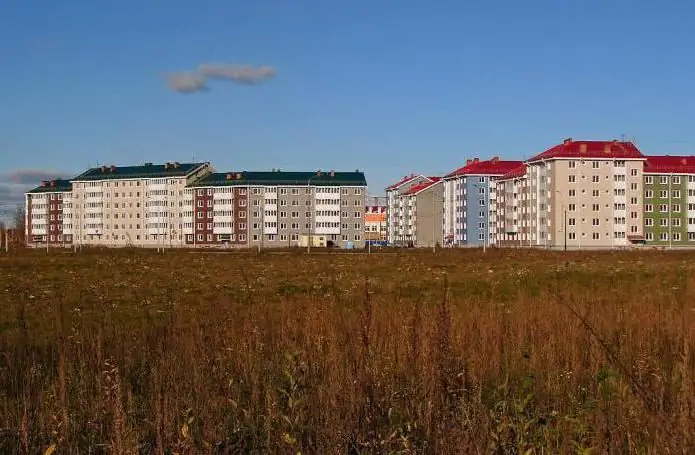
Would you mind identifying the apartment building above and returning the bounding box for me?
[494,164,530,247]
[185,170,368,248]
[25,179,73,246]
[524,139,646,249]
[397,179,443,247]
[65,162,212,248]
[642,156,695,246]
[442,157,522,247]
[386,174,436,245]
[364,196,387,243]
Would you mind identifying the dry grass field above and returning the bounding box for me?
[1,248,694,454]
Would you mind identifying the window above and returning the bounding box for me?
[631,169,638,176]
[673,218,681,227]
[673,190,681,198]
[592,204,599,211]
[569,175,576,183]
[592,176,599,183]
[660,218,668,227]
[568,204,576,211]
[568,232,576,240]
[645,232,653,241]
[660,232,669,241]
[569,189,576,197]
[592,161,599,169]
[673,176,681,184]
[592,189,599,197]
[645,176,653,184]
[645,218,653,226]
[592,218,600,226]
[592,232,600,240]
[569,161,576,168]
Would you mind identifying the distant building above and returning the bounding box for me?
[385,174,438,245]
[25,163,368,249]
[442,157,522,247]
[187,170,367,248]
[364,196,387,243]
[395,178,443,247]
[642,155,695,247]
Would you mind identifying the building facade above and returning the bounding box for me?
[442,158,522,247]
[397,179,443,247]
[385,174,436,245]
[364,196,387,243]
[25,163,368,249]
[642,156,695,246]
[65,162,212,248]
[25,179,73,246]
[524,139,646,249]
[186,170,367,248]
[494,165,530,246]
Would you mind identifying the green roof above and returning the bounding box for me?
[72,162,206,181]
[27,179,73,193]
[188,171,367,188]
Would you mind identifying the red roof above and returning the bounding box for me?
[386,174,428,190]
[401,179,441,196]
[498,164,527,180]
[445,158,523,178]
[644,155,695,174]
[527,139,644,163]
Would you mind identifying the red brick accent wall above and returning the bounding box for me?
[188,188,216,245]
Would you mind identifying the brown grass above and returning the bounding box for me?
[1,248,694,453]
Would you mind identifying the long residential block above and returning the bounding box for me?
[25,162,368,249]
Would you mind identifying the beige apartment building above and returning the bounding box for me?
[396,179,443,247]
[68,162,212,247]
[525,139,646,249]
[386,174,437,245]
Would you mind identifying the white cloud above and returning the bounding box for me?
[164,62,277,93]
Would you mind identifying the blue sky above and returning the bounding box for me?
[2,0,695,222]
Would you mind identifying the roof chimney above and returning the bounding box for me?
[579,143,587,154]
[110,165,116,172]
[164,162,170,169]
[236,172,242,180]
[100,166,106,173]
[41,181,48,187]
[466,159,473,166]
[174,161,180,168]
[681,158,687,165]
[473,158,480,164]
[603,143,611,154]
[330,170,335,177]
[226,173,232,180]
[317,170,322,176]
[563,137,573,145]
[50,180,56,186]
[491,156,499,162]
